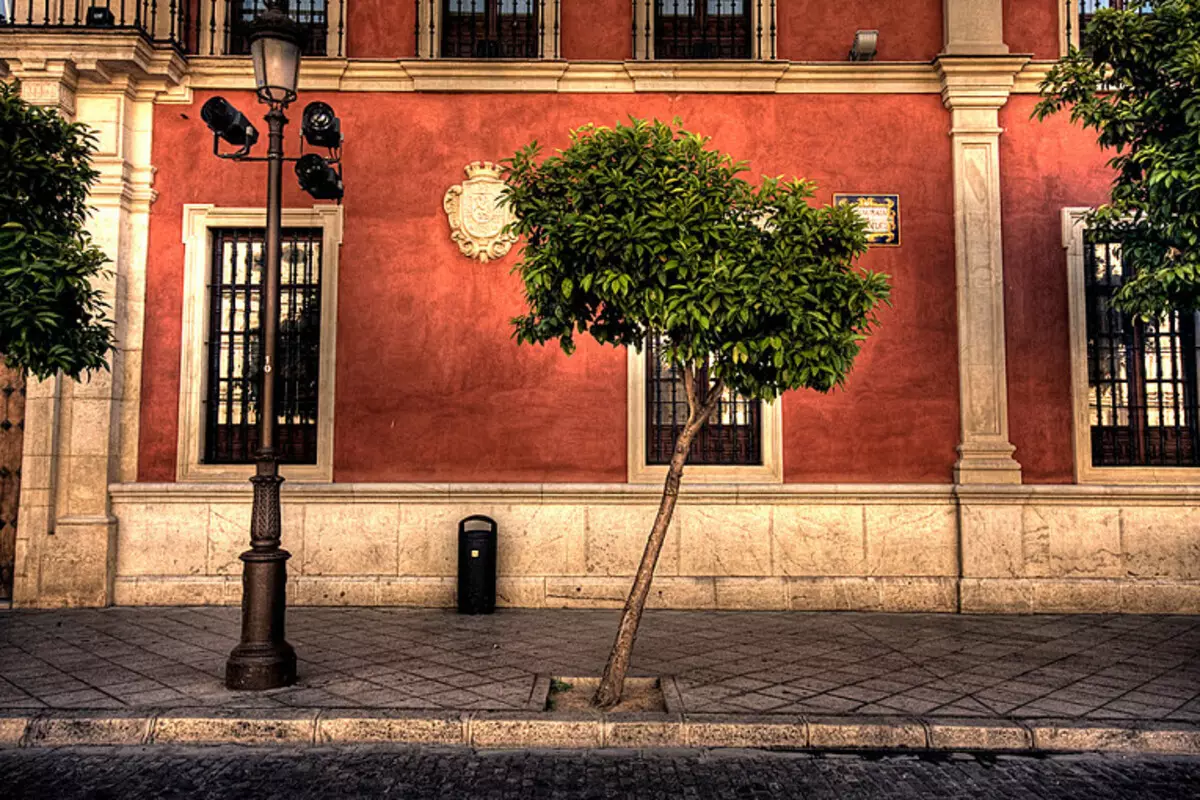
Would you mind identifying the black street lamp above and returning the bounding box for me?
[202,0,344,691]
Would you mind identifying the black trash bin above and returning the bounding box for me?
[457,515,497,614]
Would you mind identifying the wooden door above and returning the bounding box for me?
[0,362,24,601]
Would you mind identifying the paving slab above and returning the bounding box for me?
[0,607,1197,753]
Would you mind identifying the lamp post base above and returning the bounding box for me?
[226,641,297,690]
[225,547,297,691]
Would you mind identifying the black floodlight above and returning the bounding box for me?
[201,96,259,148]
[301,101,342,149]
[295,153,344,201]
[86,6,116,26]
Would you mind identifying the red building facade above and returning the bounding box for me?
[4,1,1197,613]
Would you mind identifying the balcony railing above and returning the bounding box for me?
[0,1,343,57]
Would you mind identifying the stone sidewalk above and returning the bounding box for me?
[1,608,1198,752]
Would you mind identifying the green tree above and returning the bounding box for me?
[1037,0,1200,318]
[502,119,890,707]
[0,80,113,380]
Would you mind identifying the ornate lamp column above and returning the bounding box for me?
[225,0,304,691]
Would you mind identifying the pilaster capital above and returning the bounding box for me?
[9,58,78,117]
[936,56,1031,117]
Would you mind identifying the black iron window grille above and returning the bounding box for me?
[205,227,323,465]
[439,0,543,58]
[1084,236,1200,468]
[226,0,330,56]
[646,338,762,466]
[649,0,758,60]
[1071,1,1152,53]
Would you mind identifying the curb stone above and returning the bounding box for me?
[0,710,1196,754]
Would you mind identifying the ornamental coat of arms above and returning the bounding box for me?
[443,162,518,262]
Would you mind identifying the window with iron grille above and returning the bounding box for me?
[205,228,323,465]
[654,0,751,59]
[441,0,542,58]
[226,0,329,57]
[1075,1,1152,53]
[1084,237,1200,467]
[645,338,761,466]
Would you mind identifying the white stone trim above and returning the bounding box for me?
[176,204,342,483]
[626,347,783,484]
[110,479,1200,506]
[631,0,777,61]
[1061,207,1200,485]
[413,0,562,59]
[1061,0,1087,55]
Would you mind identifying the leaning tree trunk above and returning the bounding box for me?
[594,367,725,709]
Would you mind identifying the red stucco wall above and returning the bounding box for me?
[141,92,959,484]
[561,0,632,60]
[347,0,417,59]
[1000,96,1113,484]
[777,1,943,62]
[1004,0,1062,60]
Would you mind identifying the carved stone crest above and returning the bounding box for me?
[443,162,518,262]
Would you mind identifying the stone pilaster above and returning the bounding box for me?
[10,62,159,606]
[937,55,1029,486]
[942,0,1009,57]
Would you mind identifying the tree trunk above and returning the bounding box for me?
[593,368,724,709]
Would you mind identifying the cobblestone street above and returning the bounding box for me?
[3,745,1199,799]
[2,608,1197,721]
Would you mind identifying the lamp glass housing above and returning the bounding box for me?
[250,14,303,105]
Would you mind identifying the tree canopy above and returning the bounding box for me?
[1037,0,1200,318]
[0,80,113,380]
[502,118,890,707]
[502,118,890,402]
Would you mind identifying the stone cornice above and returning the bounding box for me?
[108,481,1200,508]
[0,34,1062,98]
[0,31,187,87]
[180,58,946,95]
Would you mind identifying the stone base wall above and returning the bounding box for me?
[104,483,1200,613]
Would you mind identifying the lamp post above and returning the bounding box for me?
[202,0,344,691]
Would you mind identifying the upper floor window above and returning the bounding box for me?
[205,227,324,465]
[655,0,749,60]
[227,0,330,57]
[632,0,775,60]
[1084,236,1200,468]
[415,0,560,58]
[1071,1,1151,54]
[441,0,539,58]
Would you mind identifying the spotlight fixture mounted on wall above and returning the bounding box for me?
[295,153,344,201]
[849,30,879,62]
[301,102,342,150]
[201,96,260,150]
